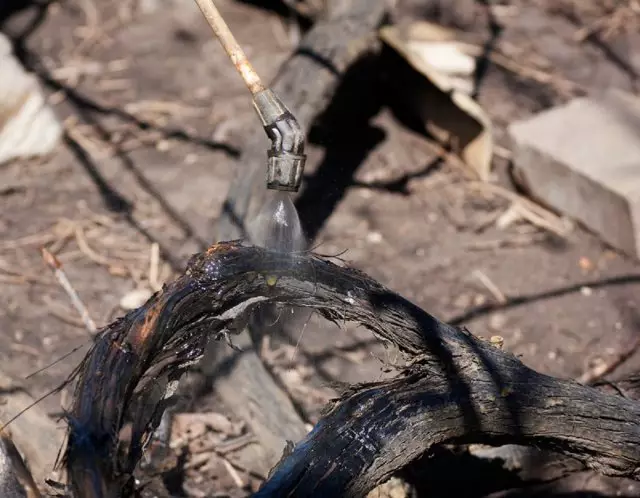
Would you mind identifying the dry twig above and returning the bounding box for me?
[579,337,640,385]
[473,269,507,304]
[464,181,572,237]
[41,247,97,334]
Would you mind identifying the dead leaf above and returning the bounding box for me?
[380,21,494,181]
[0,34,62,165]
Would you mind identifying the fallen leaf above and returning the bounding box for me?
[379,21,494,181]
[0,34,62,165]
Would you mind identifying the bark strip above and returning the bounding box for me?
[62,242,640,496]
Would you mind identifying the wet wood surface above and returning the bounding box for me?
[61,241,640,496]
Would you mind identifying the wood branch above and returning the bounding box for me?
[202,0,388,464]
[254,366,640,496]
[61,241,640,496]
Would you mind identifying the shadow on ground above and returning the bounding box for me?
[2,1,242,271]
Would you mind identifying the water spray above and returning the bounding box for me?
[194,0,307,252]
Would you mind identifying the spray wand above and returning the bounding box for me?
[193,0,306,192]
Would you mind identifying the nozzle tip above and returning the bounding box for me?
[266,154,305,192]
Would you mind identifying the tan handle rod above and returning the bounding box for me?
[193,0,266,95]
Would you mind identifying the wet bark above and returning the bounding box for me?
[62,242,640,497]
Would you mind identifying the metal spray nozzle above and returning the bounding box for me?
[253,89,306,192]
[194,0,307,192]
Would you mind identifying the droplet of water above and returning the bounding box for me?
[249,191,306,253]
[345,290,356,305]
[265,275,278,286]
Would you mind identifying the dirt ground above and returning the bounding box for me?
[1,0,640,496]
